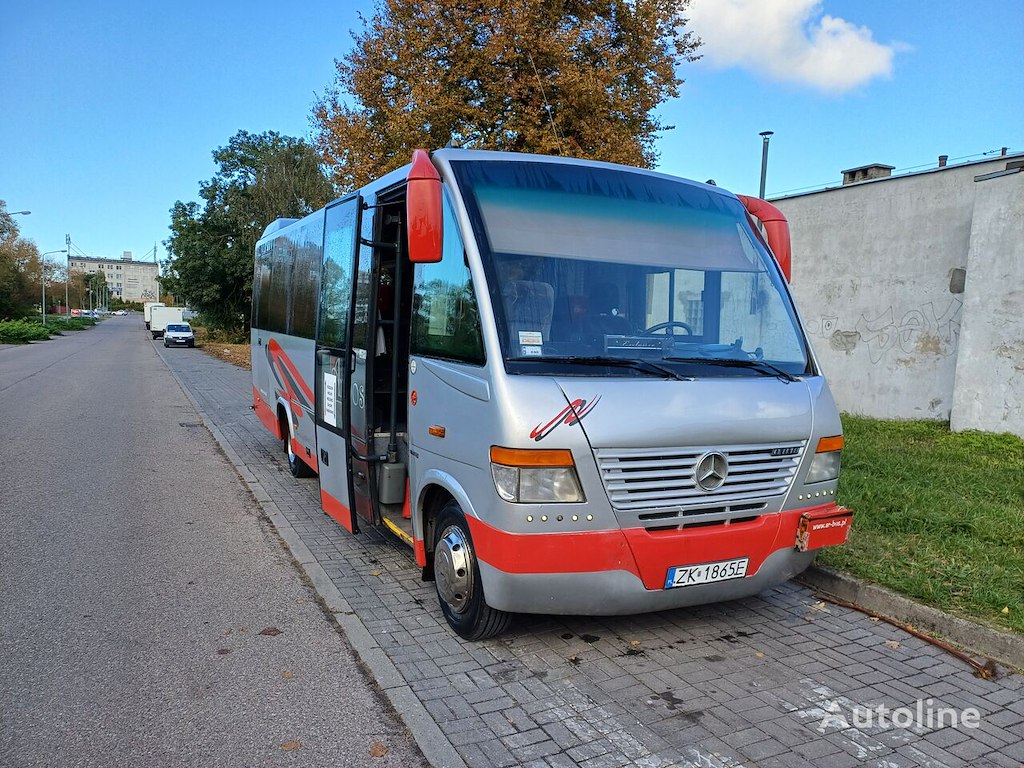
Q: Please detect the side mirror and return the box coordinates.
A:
[737,194,791,282]
[407,149,443,263]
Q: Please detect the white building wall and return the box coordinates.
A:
[773,156,1023,437]
[951,171,1024,436]
[71,257,159,302]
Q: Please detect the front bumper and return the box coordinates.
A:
[468,502,848,615]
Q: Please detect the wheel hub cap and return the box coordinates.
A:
[435,525,474,614]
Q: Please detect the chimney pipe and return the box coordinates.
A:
[1002,147,1008,157]
[938,155,948,168]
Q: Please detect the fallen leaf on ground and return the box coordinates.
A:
[1002,606,1010,615]
[755,651,766,658]
[282,670,295,680]
[369,742,388,758]
[259,627,283,636]
[280,741,301,751]
[884,640,901,649]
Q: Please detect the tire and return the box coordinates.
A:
[188,340,194,348]
[432,500,511,640]
[283,422,315,478]
[163,340,169,348]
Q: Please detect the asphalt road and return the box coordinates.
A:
[0,316,426,768]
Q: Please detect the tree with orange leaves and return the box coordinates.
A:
[313,0,701,191]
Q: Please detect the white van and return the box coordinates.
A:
[143,301,165,330]
[150,306,183,339]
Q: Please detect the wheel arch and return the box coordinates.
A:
[275,397,295,440]
[415,469,480,565]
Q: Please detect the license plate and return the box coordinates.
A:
[664,557,749,589]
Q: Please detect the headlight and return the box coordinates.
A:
[806,435,843,483]
[490,447,585,503]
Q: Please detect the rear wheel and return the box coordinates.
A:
[284,434,311,475]
[433,500,511,640]
[282,417,315,478]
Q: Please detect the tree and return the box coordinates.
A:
[0,200,41,319]
[164,131,334,334]
[313,0,701,190]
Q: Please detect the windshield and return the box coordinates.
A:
[450,159,811,378]
[167,324,191,332]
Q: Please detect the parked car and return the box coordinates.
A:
[163,322,195,348]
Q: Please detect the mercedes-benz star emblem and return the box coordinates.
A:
[694,452,728,492]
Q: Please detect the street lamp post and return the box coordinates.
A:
[65,235,71,317]
[9,210,31,216]
[40,250,66,326]
[758,131,774,200]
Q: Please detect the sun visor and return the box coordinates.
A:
[473,185,762,272]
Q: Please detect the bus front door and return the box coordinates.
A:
[314,196,361,533]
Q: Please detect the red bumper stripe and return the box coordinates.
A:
[466,502,849,590]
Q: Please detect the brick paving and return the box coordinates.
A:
[160,344,1023,768]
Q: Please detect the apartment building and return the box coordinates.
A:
[69,251,159,302]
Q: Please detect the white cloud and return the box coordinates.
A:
[686,0,900,93]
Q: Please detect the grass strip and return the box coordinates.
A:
[821,415,1024,634]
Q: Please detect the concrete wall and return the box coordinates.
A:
[950,171,1024,436]
[773,156,1023,437]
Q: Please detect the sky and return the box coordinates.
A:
[2,0,1022,267]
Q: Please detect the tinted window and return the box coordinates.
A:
[318,198,359,348]
[290,218,322,339]
[411,192,484,364]
[254,241,271,330]
[266,236,291,334]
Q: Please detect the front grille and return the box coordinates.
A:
[595,441,805,515]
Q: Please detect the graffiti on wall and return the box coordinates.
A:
[814,299,962,365]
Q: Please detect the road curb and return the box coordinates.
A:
[156,341,468,768]
[798,564,1024,672]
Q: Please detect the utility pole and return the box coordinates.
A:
[65,234,71,316]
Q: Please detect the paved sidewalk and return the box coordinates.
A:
[157,342,1024,768]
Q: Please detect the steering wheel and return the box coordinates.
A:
[643,321,694,336]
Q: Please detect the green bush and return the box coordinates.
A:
[45,317,92,332]
[0,319,53,343]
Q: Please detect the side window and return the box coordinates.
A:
[411,193,484,364]
[254,242,272,330]
[290,219,321,340]
[267,236,291,334]
[318,199,358,348]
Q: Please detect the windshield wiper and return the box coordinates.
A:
[664,356,799,383]
[508,355,692,381]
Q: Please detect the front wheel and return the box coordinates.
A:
[284,431,315,478]
[433,500,511,640]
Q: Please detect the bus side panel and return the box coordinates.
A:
[266,333,318,470]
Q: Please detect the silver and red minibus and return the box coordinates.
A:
[251,149,852,639]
